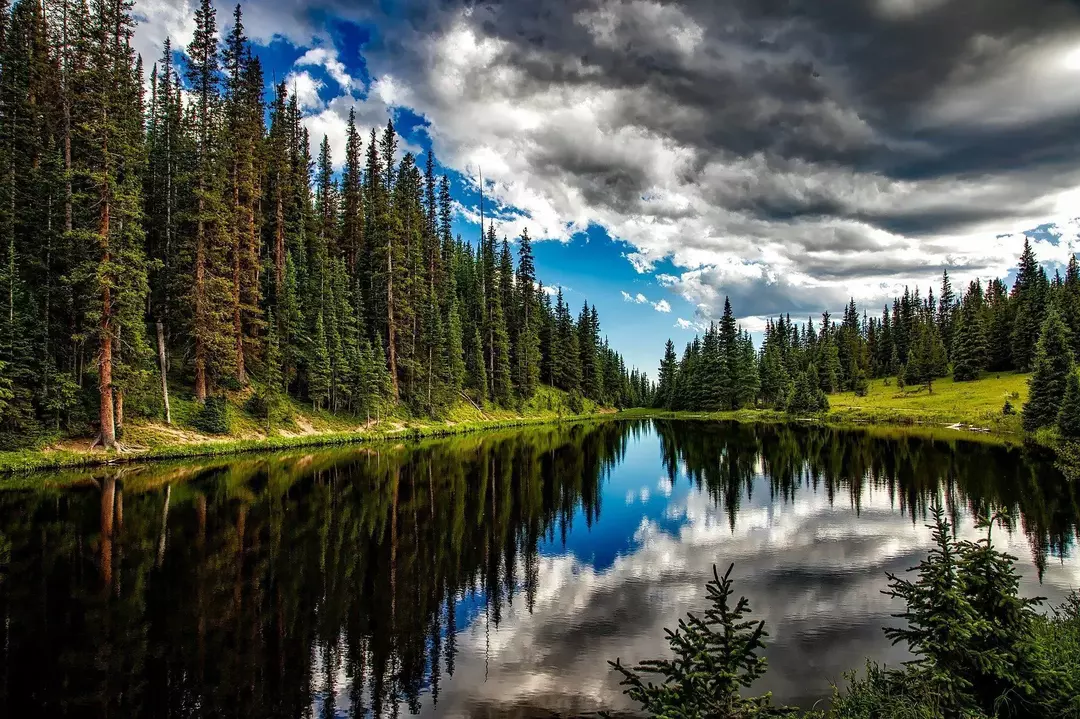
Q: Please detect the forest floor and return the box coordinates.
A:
[0,385,616,474]
[622,371,1032,444]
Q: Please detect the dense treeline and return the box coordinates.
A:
[654,240,1080,430]
[0,0,647,450]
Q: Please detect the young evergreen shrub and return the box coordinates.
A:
[219,375,243,392]
[1003,399,1016,416]
[568,390,584,414]
[194,395,231,435]
[854,373,869,397]
[884,506,1073,718]
[609,564,793,718]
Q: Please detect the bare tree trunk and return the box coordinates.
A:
[232,156,245,385]
[98,115,115,450]
[274,183,284,291]
[157,321,171,424]
[114,388,123,438]
[387,237,399,398]
[62,0,73,237]
[194,188,207,402]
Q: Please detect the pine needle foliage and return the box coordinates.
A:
[609,564,795,718]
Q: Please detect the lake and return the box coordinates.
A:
[0,419,1077,717]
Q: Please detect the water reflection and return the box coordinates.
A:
[0,420,1076,717]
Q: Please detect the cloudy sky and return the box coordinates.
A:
[134,0,1080,372]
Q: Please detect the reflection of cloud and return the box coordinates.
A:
[417,471,1080,716]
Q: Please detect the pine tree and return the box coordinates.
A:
[1011,238,1047,372]
[937,269,956,358]
[515,229,541,399]
[952,281,987,382]
[733,331,759,408]
[656,339,678,409]
[257,308,284,428]
[464,325,487,401]
[610,564,785,717]
[1057,371,1080,439]
[1023,305,1074,432]
[185,0,232,401]
[552,288,581,392]
[0,0,643,445]
[1063,255,1080,360]
[309,310,331,410]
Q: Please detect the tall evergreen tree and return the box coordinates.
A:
[1011,238,1047,372]
[1023,305,1073,432]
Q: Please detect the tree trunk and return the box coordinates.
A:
[194,188,207,402]
[157,321,171,424]
[62,0,73,235]
[274,182,284,292]
[114,388,124,438]
[98,116,115,450]
[232,155,245,385]
[387,236,399,398]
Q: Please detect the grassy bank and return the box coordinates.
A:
[621,372,1032,443]
[0,385,614,474]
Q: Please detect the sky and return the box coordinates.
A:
[132,0,1080,375]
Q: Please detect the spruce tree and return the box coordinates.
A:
[656,339,678,409]
[1057,371,1080,439]
[515,229,541,399]
[1063,255,1080,360]
[1022,305,1073,432]
[952,281,986,382]
[610,564,786,717]
[1011,239,1047,372]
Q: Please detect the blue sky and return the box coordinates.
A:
[133,0,1080,374]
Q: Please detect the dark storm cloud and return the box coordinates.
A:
[223,0,1080,320]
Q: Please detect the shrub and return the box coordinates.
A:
[193,395,231,435]
[1003,399,1016,416]
[610,564,794,718]
[611,508,1078,719]
[218,375,243,392]
[883,507,1072,718]
[568,390,584,414]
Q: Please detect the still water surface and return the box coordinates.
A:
[0,420,1078,717]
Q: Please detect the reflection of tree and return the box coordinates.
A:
[652,420,1080,575]
[0,420,630,717]
[0,419,1072,717]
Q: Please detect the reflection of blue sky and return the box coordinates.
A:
[309,426,1080,718]
[408,427,1080,718]
[538,424,687,571]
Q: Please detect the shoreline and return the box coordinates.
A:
[0,376,1059,476]
[615,407,1038,449]
[0,411,618,475]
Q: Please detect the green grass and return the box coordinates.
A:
[622,372,1032,444]
[0,384,614,475]
[828,372,1028,431]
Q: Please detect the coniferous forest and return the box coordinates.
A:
[653,238,1080,433]
[0,0,650,450]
